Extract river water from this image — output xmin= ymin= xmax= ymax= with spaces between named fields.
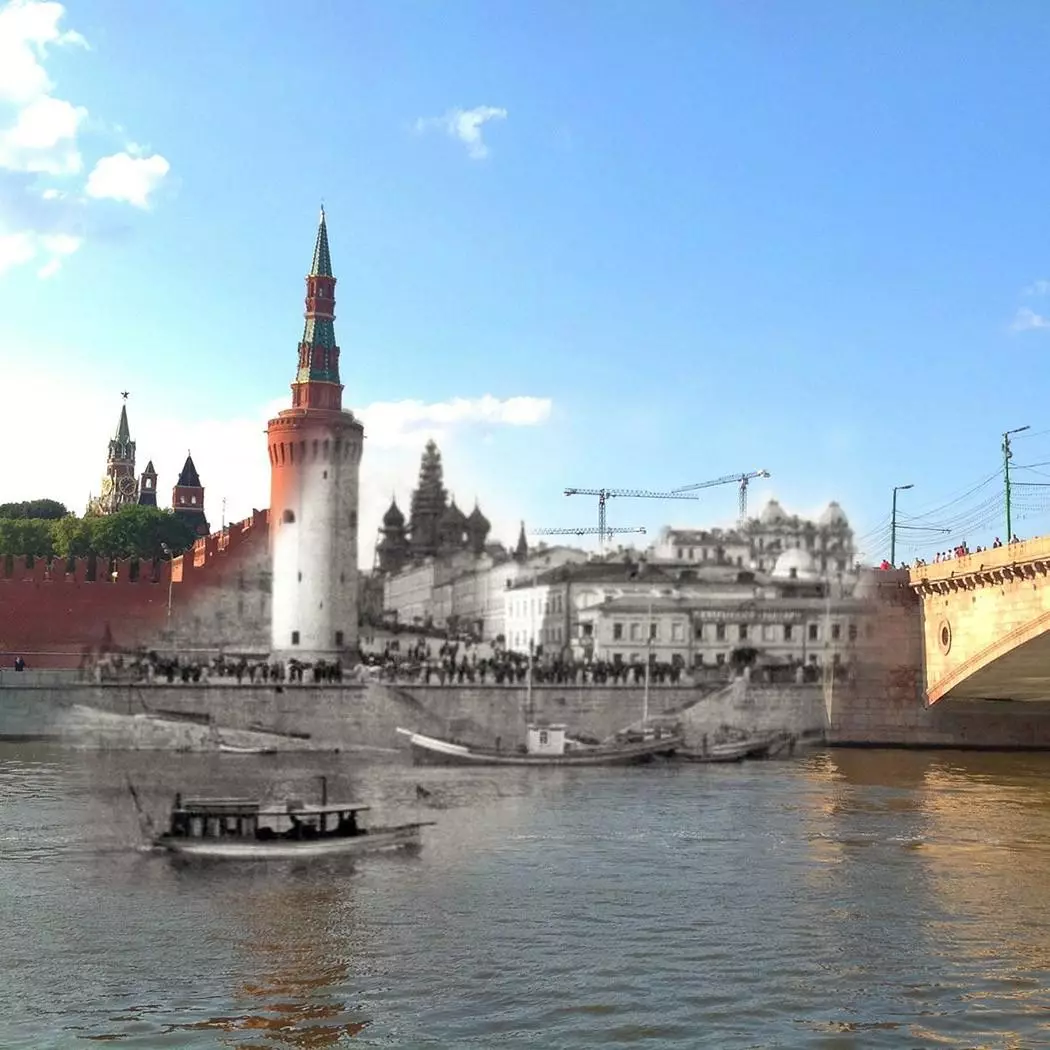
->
xmin=4 ymin=744 xmax=1050 ymax=1048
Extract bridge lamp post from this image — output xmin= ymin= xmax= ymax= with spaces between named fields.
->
xmin=1003 ymin=425 xmax=1030 ymax=541
xmin=890 ymin=484 xmax=913 ymax=567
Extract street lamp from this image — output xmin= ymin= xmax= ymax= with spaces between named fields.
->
xmin=890 ymin=484 xmax=913 ymax=566
xmin=1003 ymin=425 xmax=1030 ymax=541
xmin=160 ymin=543 xmax=174 ymax=621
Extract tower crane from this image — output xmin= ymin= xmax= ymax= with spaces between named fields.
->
xmin=531 ymin=526 xmax=647 ymax=539
xmin=671 ymin=469 xmax=771 ymax=523
xmin=562 ymin=487 xmax=699 ymax=549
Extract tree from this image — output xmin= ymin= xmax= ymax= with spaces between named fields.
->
xmin=0 ymin=499 xmax=68 ymax=520
xmin=0 ymin=506 xmax=199 ymax=560
xmin=0 ymin=519 xmax=55 ymax=556
xmin=87 ymin=506 xmax=199 ymax=559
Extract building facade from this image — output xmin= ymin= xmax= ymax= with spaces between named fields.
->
xmin=267 ymin=208 xmax=365 ymax=662
xmin=649 ymin=499 xmax=856 ymax=575
xmin=505 ymin=545 xmax=861 ymax=669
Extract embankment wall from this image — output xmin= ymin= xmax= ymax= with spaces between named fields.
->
xmin=0 ymin=677 xmax=825 ymax=750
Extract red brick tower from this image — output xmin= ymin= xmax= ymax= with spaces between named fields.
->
xmin=267 ymin=208 xmax=365 ymax=662
xmin=172 ymin=453 xmax=209 ymax=535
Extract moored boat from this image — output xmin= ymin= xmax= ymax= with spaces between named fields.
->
xmin=217 ymin=743 xmax=278 ymax=755
xmin=396 ymin=723 xmax=681 ymax=767
xmin=676 ymin=733 xmax=779 ymax=763
xmin=151 ymin=783 xmax=433 ymax=860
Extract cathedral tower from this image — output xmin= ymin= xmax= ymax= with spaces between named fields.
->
xmin=267 ymin=208 xmax=365 ymax=662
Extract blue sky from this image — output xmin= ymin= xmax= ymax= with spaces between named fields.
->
xmin=4 ymin=0 xmax=1050 ymax=565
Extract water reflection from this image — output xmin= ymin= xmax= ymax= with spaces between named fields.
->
xmin=169 ymin=874 xmax=372 ymax=1046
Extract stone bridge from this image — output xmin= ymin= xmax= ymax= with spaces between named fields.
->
xmin=909 ymin=536 xmax=1050 ymax=704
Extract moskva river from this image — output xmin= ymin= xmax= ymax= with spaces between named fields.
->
xmin=4 ymin=743 xmax=1050 ymax=1048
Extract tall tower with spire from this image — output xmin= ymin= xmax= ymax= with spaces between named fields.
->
xmin=87 ymin=397 xmax=139 ymax=515
xmin=267 ymin=208 xmax=365 ymax=662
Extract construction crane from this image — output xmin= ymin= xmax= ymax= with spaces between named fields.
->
xmin=671 ymin=469 xmax=771 ymax=523
xmin=563 ymin=487 xmax=699 ymax=548
xmin=532 ymin=526 xmax=647 ymax=539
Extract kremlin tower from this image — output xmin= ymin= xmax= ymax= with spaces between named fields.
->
xmin=267 ymin=208 xmax=365 ymax=662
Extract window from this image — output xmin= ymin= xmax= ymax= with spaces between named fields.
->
xmin=613 ymin=623 xmax=623 ymax=640
xmin=831 ymin=623 xmax=841 ymax=641
xmin=739 ymin=624 xmax=748 ymax=641
xmin=539 ymin=730 xmax=548 ymax=745
xmin=716 ymin=653 xmax=726 ymax=665
xmin=335 ymin=630 xmax=344 ymax=647
xmin=808 ymin=623 xmax=818 ymax=641
xmin=716 ymin=623 xmax=726 ymax=642
xmin=282 ymin=508 xmax=295 ymax=524
xmin=629 ymin=622 xmax=641 ymax=641
xmin=848 ymin=623 xmax=858 ymax=642
xmin=784 ymin=624 xmax=793 ymax=641
xmin=291 ymin=631 xmax=300 ymax=645
xmin=671 ymin=622 xmax=684 ymax=642
xmin=677 ymin=548 xmax=683 ymax=560
xmin=649 ymin=622 xmax=657 ymax=640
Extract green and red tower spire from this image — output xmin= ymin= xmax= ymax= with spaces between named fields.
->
xmin=290 ymin=206 xmax=343 ymax=411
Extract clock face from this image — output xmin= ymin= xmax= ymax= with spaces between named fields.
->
xmin=100 ymin=477 xmax=114 ymax=497
xmin=119 ymin=475 xmax=137 ymax=496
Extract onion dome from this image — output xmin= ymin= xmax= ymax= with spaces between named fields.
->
xmin=467 ymin=500 xmax=491 ymax=535
xmin=383 ymin=497 xmax=405 ymax=529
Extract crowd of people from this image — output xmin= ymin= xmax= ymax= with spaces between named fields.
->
xmin=879 ymin=534 xmax=1024 ymax=570
xmin=67 ymin=636 xmax=845 ymax=688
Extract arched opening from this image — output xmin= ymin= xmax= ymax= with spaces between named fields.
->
xmin=282 ymin=509 xmax=296 ymax=524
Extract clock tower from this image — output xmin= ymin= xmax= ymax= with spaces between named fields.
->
xmin=87 ymin=397 xmax=139 ymax=516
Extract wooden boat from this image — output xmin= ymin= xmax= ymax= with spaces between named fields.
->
xmin=217 ymin=742 xmax=278 ymax=755
xmin=150 ymin=781 xmax=433 ymax=860
xmin=396 ymin=723 xmax=682 ymax=767
xmin=676 ymin=733 xmax=777 ymax=763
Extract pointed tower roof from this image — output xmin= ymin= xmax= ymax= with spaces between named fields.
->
xmin=383 ymin=497 xmax=405 ymax=529
xmin=143 ymin=459 xmax=156 ymax=474
xmin=115 ymin=404 xmax=131 ymax=443
xmin=515 ymin=520 xmax=528 ymax=560
xmin=177 ymin=454 xmax=201 ymax=488
xmin=311 ymin=205 xmax=333 ymax=277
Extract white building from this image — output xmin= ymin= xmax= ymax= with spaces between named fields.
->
xmin=382 ymin=543 xmax=589 ymax=639
xmin=507 ymin=546 xmax=861 ymax=670
xmin=268 ymin=209 xmax=364 ymax=662
xmin=650 ymin=499 xmax=856 ymax=575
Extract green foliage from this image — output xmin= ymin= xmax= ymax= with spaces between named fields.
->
xmin=0 ymin=506 xmax=199 ymax=560
xmin=0 ymin=499 xmax=68 ymax=520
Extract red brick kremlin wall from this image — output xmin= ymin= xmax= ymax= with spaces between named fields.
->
xmin=0 ymin=510 xmax=272 ymax=668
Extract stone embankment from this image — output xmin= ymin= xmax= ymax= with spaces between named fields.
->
xmin=0 ymin=671 xmax=825 ymax=751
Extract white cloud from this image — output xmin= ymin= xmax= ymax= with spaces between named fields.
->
xmin=1011 ymin=307 xmax=1050 ymax=332
xmin=0 ymin=94 xmax=86 ymax=173
xmin=0 ymin=384 xmax=553 ymax=567
xmin=0 ymin=226 xmax=79 ymax=275
xmin=85 ymin=151 xmax=170 ymax=208
xmin=414 ymin=105 xmax=507 ymax=160
xmin=0 ymin=0 xmax=87 ymax=106
xmin=0 ymin=0 xmax=170 ymax=275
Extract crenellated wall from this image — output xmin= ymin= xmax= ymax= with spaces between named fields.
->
xmin=0 ymin=510 xmax=271 ymax=668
